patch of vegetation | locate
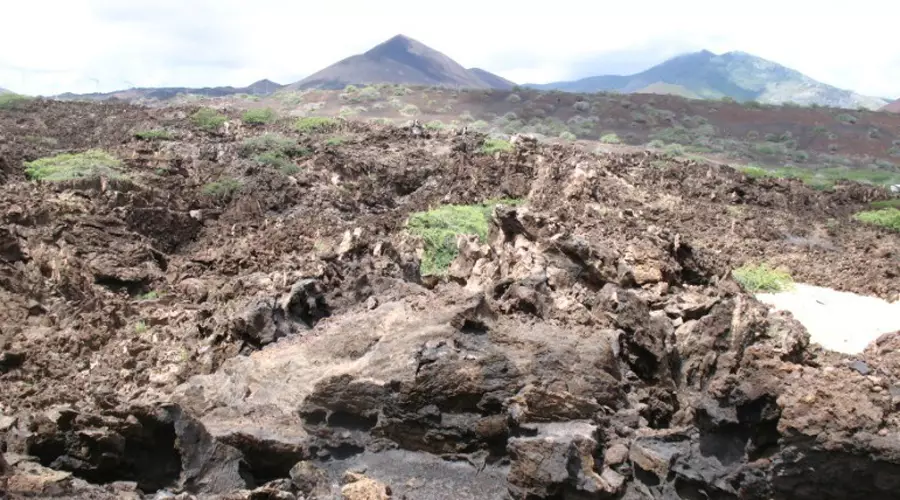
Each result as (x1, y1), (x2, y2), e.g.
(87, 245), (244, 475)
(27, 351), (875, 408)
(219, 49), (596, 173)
(836, 113), (857, 124)
(191, 108), (227, 131)
(600, 133), (621, 144)
(202, 178), (242, 198)
(134, 129), (173, 141)
(135, 321), (149, 334)
(870, 199), (900, 210)
(0, 93), (32, 110)
(241, 108), (277, 125)
(325, 136), (347, 147)
(506, 93), (522, 103)
(732, 263), (795, 293)
(425, 120), (445, 130)
(853, 208), (900, 232)
(139, 291), (160, 300)
(479, 138), (513, 155)
(295, 116), (339, 133)
(239, 133), (306, 158)
(646, 139), (666, 149)
(407, 199), (524, 275)
(24, 150), (124, 182)
(559, 131), (577, 141)
(400, 104), (420, 117)
(254, 151), (300, 174)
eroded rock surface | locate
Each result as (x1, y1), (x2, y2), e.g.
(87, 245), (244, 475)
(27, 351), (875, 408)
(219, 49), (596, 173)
(1, 100), (899, 499)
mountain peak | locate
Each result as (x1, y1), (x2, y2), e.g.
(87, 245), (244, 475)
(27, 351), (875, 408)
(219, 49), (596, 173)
(291, 34), (514, 90)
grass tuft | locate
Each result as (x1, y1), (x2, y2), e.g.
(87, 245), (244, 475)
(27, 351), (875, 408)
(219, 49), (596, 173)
(854, 208), (900, 232)
(479, 138), (513, 155)
(732, 263), (795, 293)
(407, 199), (523, 276)
(202, 178), (242, 198)
(191, 108), (227, 130)
(295, 116), (339, 133)
(24, 150), (124, 181)
(241, 108), (276, 125)
(134, 129), (173, 141)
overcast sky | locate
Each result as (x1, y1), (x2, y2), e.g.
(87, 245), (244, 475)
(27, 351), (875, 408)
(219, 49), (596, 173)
(2, 0), (898, 98)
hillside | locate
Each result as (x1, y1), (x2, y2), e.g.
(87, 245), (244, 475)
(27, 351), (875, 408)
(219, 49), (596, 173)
(882, 99), (900, 113)
(55, 79), (283, 102)
(0, 99), (899, 499)
(288, 34), (514, 90)
(530, 50), (888, 110)
(0, 87), (10, 94)
(187, 84), (900, 190)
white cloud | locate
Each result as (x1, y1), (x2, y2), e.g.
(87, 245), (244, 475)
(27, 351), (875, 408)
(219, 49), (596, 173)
(1, 0), (898, 98)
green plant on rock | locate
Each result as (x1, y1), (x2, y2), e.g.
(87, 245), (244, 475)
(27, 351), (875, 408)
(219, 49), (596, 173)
(854, 208), (900, 232)
(600, 133), (621, 144)
(191, 108), (227, 130)
(732, 263), (795, 293)
(24, 150), (124, 181)
(134, 129), (173, 141)
(407, 199), (523, 276)
(241, 108), (277, 125)
(239, 134), (306, 158)
(295, 116), (339, 133)
(479, 138), (513, 155)
(202, 178), (242, 198)
(254, 151), (300, 174)
(325, 136), (347, 147)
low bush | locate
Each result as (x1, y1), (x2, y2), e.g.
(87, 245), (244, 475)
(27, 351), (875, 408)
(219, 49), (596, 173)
(191, 108), (227, 130)
(241, 108), (276, 125)
(202, 178), (242, 197)
(479, 138), (513, 154)
(295, 116), (339, 133)
(24, 150), (124, 181)
(854, 208), (900, 232)
(239, 134), (306, 158)
(600, 133), (621, 144)
(407, 199), (523, 275)
(732, 263), (795, 293)
(134, 129), (173, 141)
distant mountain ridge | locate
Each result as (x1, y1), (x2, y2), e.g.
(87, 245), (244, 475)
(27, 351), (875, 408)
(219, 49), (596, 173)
(529, 50), (888, 110)
(288, 34), (514, 90)
(55, 79), (283, 102)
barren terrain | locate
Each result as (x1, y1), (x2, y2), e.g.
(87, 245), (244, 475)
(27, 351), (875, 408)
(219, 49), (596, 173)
(1, 99), (899, 499)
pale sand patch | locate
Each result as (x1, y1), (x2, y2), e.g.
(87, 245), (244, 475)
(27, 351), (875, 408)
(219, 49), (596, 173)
(756, 283), (900, 355)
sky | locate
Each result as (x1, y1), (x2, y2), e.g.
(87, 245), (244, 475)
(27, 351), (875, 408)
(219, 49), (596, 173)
(2, 0), (899, 99)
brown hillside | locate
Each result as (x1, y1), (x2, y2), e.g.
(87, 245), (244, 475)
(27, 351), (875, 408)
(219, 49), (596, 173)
(194, 85), (900, 186)
(882, 98), (900, 113)
(288, 34), (511, 90)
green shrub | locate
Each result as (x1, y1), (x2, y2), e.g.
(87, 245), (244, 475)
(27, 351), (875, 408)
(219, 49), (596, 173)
(732, 263), (795, 293)
(191, 108), (227, 130)
(506, 93), (522, 103)
(559, 131), (577, 141)
(854, 208), (900, 232)
(325, 136), (346, 147)
(254, 151), (299, 174)
(836, 113), (857, 124)
(0, 93), (32, 110)
(202, 178), (242, 197)
(600, 133), (621, 144)
(239, 134), (306, 158)
(24, 150), (124, 181)
(134, 129), (173, 141)
(139, 291), (160, 300)
(295, 116), (339, 133)
(425, 120), (445, 130)
(646, 139), (666, 149)
(400, 104), (420, 117)
(407, 199), (523, 275)
(792, 151), (809, 162)
(241, 108), (276, 125)
(479, 138), (513, 154)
